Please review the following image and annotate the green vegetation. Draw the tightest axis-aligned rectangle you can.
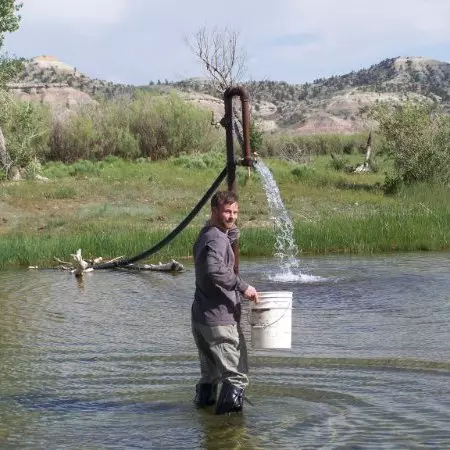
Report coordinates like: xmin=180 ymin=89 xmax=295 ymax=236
xmin=1 ymin=152 xmax=449 ymax=268
xmin=0 ymin=2 xmax=448 ymax=268
xmin=374 ymin=102 xmax=450 ymax=189
xmin=2 ymin=100 xmax=51 ymax=166
xmin=48 ymin=92 xmax=222 ymax=162
xmin=1 ymin=44 xmax=450 ymax=269
xmin=176 ymin=56 xmax=450 ymax=105
xmin=259 ymin=133 xmax=371 ymax=161
xmin=0 ymin=0 xmax=23 ymax=87
xmin=2 ymin=92 xmax=223 ymax=167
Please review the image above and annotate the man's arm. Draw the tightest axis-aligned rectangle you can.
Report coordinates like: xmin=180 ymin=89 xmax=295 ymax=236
xmin=205 ymin=239 xmax=249 ymax=293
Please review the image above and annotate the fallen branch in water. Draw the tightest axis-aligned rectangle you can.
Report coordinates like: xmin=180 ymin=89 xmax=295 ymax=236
xmin=46 ymin=249 xmax=184 ymax=276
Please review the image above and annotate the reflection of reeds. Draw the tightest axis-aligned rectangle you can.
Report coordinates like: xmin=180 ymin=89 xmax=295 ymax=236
xmin=1 ymin=156 xmax=449 ymax=268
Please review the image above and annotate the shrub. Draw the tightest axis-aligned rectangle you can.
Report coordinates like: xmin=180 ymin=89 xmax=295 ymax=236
xmin=383 ymin=174 xmax=403 ymax=195
xmin=48 ymin=102 xmax=140 ymax=162
xmin=128 ymin=92 xmax=222 ymax=159
xmin=68 ymin=159 xmax=100 ymax=177
xmin=1 ymin=99 xmax=51 ymax=171
xmin=374 ymin=102 xmax=450 ymax=184
xmin=48 ymin=92 xmax=222 ymax=162
xmin=42 ymin=161 xmax=71 ymax=178
xmin=329 ymin=155 xmax=349 ymax=171
xmin=250 ymin=121 xmax=264 ymax=152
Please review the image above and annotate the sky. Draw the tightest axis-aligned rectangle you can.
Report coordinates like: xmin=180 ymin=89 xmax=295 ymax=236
xmin=4 ymin=0 xmax=450 ymax=86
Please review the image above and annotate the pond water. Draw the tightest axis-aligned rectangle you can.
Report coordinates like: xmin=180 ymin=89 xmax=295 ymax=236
xmin=1 ymin=253 xmax=449 ymax=449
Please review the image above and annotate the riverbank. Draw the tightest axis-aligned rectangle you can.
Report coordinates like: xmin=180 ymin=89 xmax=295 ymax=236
xmin=1 ymin=154 xmax=449 ymax=268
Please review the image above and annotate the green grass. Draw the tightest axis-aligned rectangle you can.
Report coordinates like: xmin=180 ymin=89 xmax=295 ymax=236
xmin=1 ymin=154 xmax=450 ymax=268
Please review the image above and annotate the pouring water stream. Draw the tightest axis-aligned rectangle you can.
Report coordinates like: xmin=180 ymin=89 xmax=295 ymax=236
xmin=254 ymin=160 xmax=324 ymax=283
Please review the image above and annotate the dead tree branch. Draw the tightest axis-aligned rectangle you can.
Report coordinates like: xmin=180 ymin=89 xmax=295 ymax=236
xmin=187 ymin=26 xmax=246 ymax=93
xmin=354 ymin=132 xmax=376 ymax=173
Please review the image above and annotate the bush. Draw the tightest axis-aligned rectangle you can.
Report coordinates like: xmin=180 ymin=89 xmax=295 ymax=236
xmin=1 ymin=99 xmax=51 ymax=171
xmin=329 ymin=154 xmax=349 ymax=171
xmin=383 ymin=174 xmax=403 ymax=195
xmin=374 ymin=102 xmax=450 ymax=184
xmin=48 ymin=102 xmax=140 ymax=162
xmin=42 ymin=161 xmax=71 ymax=178
xmin=48 ymin=92 xmax=222 ymax=162
xmin=68 ymin=159 xmax=100 ymax=177
xmin=128 ymin=92 xmax=222 ymax=159
xmin=250 ymin=121 xmax=264 ymax=152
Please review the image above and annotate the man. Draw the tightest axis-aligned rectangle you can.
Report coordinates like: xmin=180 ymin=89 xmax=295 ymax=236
xmin=192 ymin=190 xmax=258 ymax=414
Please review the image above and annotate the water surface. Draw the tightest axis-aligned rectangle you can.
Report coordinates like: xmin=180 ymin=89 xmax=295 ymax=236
xmin=1 ymin=253 xmax=449 ymax=448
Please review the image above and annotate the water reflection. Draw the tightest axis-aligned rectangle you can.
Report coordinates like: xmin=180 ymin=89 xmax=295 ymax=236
xmin=198 ymin=412 xmax=262 ymax=449
xmin=0 ymin=253 xmax=450 ymax=448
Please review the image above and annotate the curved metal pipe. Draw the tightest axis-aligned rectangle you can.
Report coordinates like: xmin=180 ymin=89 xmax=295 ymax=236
xmin=223 ymin=86 xmax=254 ymax=274
xmin=223 ymin=86 xmax=253 ymax=194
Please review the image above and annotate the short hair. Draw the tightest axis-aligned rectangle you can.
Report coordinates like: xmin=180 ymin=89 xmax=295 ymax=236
xmin=211 ymin=191 xmax=238 ymax=208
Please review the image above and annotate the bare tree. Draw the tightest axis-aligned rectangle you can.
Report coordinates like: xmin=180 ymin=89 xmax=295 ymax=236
xmin=354 ymin=132 xmax=376 ymax=173
xmin=187 ymin=27 xmax=251 ymax=147
xmin=187 ymin=26 xmax=247 ymax=93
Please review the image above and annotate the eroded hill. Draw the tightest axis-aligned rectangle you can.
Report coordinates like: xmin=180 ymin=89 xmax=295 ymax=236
xmin=8 ymin=55 xmax=450 ymax=134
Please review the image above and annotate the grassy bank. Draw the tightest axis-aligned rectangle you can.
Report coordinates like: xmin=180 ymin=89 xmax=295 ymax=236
xmin=1 ymin=153 xmax=450 ymax=268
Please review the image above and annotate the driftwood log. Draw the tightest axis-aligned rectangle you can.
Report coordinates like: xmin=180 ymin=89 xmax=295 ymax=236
xmin=34 ymin=249 xmax=185 ymax=276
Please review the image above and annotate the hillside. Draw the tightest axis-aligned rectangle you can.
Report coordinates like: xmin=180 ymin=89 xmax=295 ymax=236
xmin=8 ymin=55 xmax=450 ymax=134
xmin=8 ymin=55 xmax=133 ymax=111
xmin=172 ymin=56 xmax=450 ymax=134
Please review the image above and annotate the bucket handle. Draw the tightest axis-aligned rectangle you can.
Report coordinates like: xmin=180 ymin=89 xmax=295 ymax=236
xmin=248 ymin=300 xmax=292 ymax=329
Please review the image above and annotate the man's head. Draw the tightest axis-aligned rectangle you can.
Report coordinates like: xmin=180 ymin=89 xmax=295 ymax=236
xmin=210 ymin=191 xmax=239 ymax=231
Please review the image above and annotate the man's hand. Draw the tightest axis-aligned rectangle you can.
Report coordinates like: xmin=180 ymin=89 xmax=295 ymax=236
xmin=243 ymin=285 xmax=258 ymax=303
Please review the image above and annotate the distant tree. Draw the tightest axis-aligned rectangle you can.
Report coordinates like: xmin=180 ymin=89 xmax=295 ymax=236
xmin=0 ymin=0 xmax=21 ymax=45
xmin=186 ymin=26 xmax=246 ymax=93
xmin=186 ymin=26 xmax=257 ymax=152
xmin=374 ymin=102 xmax=450 ymax=187
xmin=0 ymin=0 xmax=22 ymax=87
xmin=1 ymin=0 xmax=23 ymax=178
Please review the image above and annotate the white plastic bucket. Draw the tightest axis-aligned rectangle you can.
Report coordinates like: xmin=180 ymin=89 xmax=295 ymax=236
xmin=249 ymin=291 xmax=293 ymax=349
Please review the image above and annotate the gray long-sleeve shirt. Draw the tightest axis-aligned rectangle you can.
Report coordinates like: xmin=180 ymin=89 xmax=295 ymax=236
xmin=192 ymin=225 xmax=249 ymax=326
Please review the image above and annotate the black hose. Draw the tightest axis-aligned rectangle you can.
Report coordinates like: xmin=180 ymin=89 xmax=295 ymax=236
xmin=94 ymin=165 xmax=228 ymax=270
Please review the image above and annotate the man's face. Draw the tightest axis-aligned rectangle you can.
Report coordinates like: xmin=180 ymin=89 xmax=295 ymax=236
xmin=212 ymin=202 xmax=238 ymax=230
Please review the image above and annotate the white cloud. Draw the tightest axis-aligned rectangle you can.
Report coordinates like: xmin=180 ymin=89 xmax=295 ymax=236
xmin=244 ymin=0 xmax=450 ymax=81
xmin=5 ymin=0 xmax=450 ymax=84
xmin=21 ymin=0 xmax=130 ymax=25
xmin=282 ymin=0 xmax=450 ymax=48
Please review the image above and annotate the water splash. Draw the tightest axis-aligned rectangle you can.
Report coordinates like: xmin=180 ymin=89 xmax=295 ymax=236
xmin=268 ymin=272 xmax=328 ymax=283
xmin=255 ymin=160 xmax=323 ymax=283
